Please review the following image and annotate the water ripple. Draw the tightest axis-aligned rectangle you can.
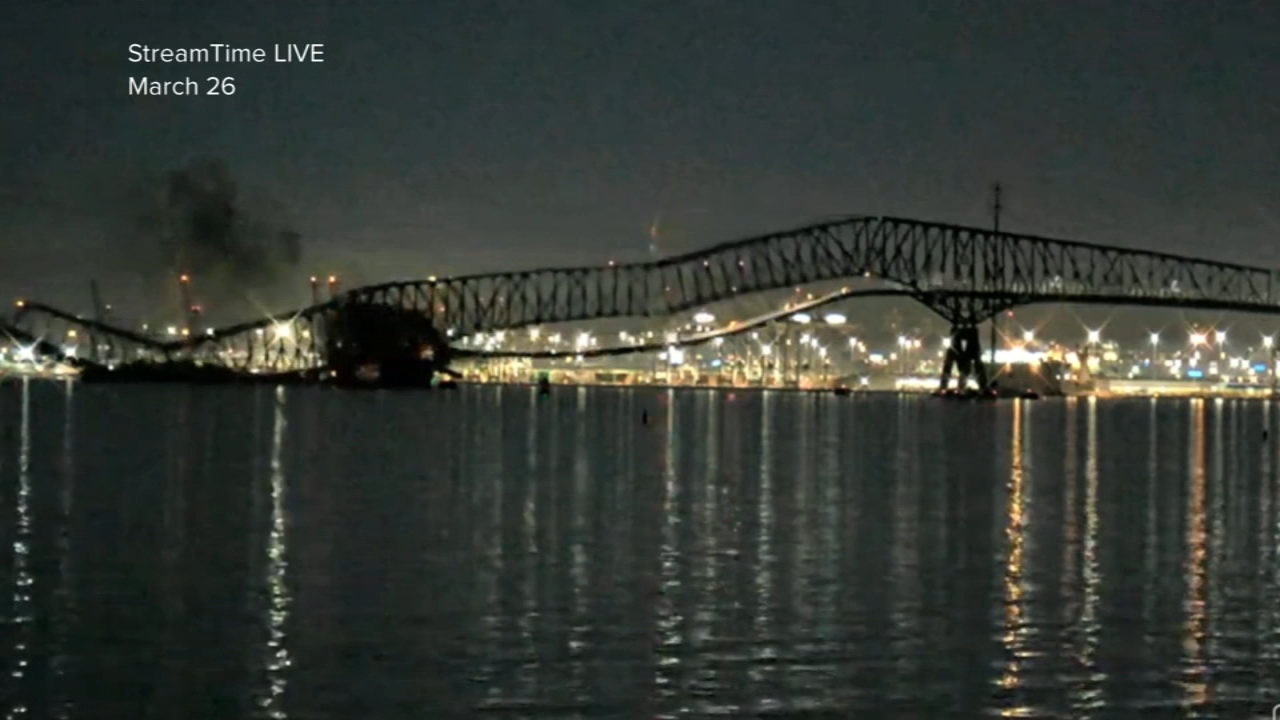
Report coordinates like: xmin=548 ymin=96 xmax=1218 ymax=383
xmin=0 ymin=388 xmax=1277 ymax=717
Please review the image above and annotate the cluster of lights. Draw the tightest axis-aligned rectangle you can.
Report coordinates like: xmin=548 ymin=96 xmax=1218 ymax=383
xmin=787 ymin=312 xmax=848 ymax=326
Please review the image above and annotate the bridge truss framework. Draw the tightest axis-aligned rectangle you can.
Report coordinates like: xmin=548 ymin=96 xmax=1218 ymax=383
xmin=8 ymin=215 xmax=1280 ymax=389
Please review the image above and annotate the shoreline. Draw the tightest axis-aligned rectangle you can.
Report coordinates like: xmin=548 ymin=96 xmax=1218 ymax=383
xmin=3 ymin=367 xmax=1276 ymax=400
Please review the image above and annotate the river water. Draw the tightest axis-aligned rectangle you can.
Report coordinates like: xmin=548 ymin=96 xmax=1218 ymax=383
xmin=0 ymin=381 xmax=1278 ymax=718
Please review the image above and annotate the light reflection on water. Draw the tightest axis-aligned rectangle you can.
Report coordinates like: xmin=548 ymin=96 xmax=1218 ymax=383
xmin=258 ymin=385 xmax=291 ymax=719
xmin=4 ymin=379 xmax=32 ymax=720
xmin=1 ymin=385 xmax=1280 ymax=718
xmin=50 ymin=380 xmax=74 ymax=720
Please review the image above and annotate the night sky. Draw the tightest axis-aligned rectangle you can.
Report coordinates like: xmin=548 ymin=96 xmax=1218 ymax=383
xmin=3 ymin=1 xmax=1279 ymax=318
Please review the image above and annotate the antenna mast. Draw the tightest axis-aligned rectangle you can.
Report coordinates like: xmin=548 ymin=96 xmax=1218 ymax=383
xmin=991 ymin=182 xmax=1002 ymax=234
xmin=989 ymin=182 xmax=1003 ymax=368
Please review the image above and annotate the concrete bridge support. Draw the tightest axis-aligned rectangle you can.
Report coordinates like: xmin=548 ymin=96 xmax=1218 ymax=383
xmin=917 ymin=292 xmax=1008 ymax=392
xmin=938 ymin=324 xmax=989 ymax=391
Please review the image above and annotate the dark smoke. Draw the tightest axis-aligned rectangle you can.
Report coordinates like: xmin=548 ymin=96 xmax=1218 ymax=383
xmin=132 ymin=158 xmax=303 ymax=323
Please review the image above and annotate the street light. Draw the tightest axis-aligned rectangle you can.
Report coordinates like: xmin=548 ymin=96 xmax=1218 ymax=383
xmin=1023 ymin=330 xmax=1034 ymax=342
xmin=1190 ymin=332 xmax=1207 ymax=346
xmin=1149 ymin=332 xmax=1159 ymax=376
xmin=823 ymin=313 xmax=846 ymax=325
xmin=1265 ymin=336 xmax=1277 ymax=393
xmin=1087 ymin=329 xmax=1101 ymax=344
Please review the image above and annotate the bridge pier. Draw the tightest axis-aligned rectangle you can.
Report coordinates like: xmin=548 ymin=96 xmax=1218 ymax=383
xmin=939 ymin=325 xmax=989 ymax=391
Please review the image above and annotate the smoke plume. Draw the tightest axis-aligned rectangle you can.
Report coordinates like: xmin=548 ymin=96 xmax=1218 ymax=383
xmin=131 ymin=157 xmax=303 ymax=323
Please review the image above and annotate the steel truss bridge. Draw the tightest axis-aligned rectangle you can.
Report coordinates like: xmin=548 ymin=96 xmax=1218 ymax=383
xmin=7 ymin=215 xmax=1279 ymax=388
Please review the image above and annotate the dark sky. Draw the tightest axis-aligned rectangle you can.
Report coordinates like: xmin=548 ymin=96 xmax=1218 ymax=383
xmin=3 ymin=0 xmax=1279 ymax=317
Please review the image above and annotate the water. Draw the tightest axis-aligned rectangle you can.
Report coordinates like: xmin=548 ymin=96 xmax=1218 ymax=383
xmin=1 ymin=382 xmax=1279 ymax=719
